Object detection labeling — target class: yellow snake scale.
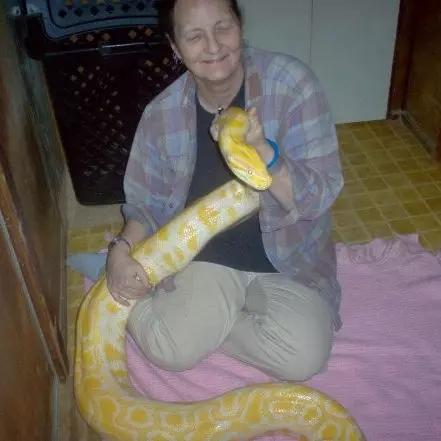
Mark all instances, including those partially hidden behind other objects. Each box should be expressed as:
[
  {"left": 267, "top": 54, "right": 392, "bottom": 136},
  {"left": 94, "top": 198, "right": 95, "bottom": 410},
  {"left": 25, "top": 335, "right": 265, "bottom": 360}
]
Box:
[{"left": 74, "top": 107, "right": 366, "bottom": 441}]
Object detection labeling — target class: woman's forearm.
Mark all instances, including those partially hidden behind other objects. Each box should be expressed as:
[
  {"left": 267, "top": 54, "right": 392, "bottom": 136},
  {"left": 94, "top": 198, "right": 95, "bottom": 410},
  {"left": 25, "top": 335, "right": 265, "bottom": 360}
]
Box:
[
  {"left": 266, "top": 158, "right": 295, "bottom": 213},
  {"left": 255, "top": 141, "right": 295, "bottom": 213},
  {"left": 111, "top": 219, "right": 148, "bottom": 254}
]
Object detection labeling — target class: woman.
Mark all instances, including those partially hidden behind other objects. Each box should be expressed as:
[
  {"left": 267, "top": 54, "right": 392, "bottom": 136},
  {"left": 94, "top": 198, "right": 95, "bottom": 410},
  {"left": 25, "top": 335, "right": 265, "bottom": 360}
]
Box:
[{"left": 106, "top": 0, "right": 344, "bottom": 381}]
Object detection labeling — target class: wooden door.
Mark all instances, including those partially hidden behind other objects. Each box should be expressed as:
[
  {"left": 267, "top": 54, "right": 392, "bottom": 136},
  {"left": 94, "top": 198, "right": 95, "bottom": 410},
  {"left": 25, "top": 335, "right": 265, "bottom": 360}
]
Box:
[
  {"left": 388, "top": 0, "right": 441, "bottom": 157},
  {"left": 0, "top": 219, "right": 55, "bottom": 441},
  {"left": 0, "top": 8, "right": 68, "bottom": 378},
  {"left": 405, "top": 0, "right": 441, "bottom": 145}
]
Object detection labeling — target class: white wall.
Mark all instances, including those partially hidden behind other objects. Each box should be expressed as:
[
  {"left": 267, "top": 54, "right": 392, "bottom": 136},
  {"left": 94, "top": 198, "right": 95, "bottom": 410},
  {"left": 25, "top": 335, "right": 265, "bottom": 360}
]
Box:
[
  {"left": 239, "top": 0, "right": 312, "bottom": 65},
  {"left": 239, "top": 0, "right": 400, "bottom": 124},
  {"left": 310, "top": 0, "right": 400, "bottom": 123}
]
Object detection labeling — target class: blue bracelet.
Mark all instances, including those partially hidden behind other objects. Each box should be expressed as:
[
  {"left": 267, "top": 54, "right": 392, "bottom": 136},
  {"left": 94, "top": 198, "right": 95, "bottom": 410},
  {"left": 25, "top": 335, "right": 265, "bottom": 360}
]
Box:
[{"left": 265, "top": 138, "right": 279, "bottom": 169}]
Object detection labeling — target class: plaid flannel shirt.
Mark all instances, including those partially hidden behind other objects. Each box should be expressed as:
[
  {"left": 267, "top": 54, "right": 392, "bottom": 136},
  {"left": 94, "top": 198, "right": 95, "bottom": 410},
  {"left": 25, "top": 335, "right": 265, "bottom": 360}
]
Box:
[{"left": 122, "top": 46, "right": 344, "bottom": 330}]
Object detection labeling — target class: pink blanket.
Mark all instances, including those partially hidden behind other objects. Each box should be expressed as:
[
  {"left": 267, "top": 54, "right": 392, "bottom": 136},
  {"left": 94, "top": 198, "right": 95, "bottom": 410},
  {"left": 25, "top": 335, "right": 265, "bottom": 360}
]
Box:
[{"left": 86, "top": 235, "right": 441, "bottom": 440}]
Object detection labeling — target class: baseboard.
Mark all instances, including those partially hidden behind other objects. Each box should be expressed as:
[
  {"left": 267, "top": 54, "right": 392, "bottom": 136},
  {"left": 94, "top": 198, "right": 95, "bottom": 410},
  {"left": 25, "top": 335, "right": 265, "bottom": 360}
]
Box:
[{"left": 399, "top": 111, "right": 437, "bottom": 154}]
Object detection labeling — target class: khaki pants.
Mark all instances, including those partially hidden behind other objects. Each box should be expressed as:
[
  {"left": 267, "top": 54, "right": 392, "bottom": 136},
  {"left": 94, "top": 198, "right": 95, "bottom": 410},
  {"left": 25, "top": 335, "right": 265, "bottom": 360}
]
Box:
[{"left": 127, "top": 261, "right": 334, "bottom": 381}]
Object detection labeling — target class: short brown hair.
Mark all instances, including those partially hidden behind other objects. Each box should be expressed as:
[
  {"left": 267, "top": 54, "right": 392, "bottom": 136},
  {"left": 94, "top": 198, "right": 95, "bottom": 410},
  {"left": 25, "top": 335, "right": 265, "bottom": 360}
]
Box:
[{"left": 157, "top": 0, "right": 243, "bottom": 42}]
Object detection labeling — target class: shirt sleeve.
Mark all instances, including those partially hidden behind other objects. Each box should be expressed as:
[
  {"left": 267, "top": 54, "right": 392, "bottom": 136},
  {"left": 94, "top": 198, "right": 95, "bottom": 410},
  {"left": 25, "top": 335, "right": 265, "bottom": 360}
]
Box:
[
  {"left": 121, "top": 112, "right": 170, "bottom": 238},
  {"left": 259, "top": 65, "right": 344, "bottom": 233}
]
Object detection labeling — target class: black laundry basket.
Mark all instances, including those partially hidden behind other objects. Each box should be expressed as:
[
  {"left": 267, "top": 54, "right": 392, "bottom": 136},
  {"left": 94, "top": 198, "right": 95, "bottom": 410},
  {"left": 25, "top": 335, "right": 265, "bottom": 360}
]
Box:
[{"left": 14, "top": 0, "right": 186, "bottom": 205}]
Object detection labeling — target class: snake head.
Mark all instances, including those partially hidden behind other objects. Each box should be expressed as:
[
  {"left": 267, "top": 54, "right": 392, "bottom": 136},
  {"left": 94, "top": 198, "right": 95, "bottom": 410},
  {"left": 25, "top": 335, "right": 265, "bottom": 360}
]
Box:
[{"left": 217, "top": 107, "right": 272, "bottom": 191}]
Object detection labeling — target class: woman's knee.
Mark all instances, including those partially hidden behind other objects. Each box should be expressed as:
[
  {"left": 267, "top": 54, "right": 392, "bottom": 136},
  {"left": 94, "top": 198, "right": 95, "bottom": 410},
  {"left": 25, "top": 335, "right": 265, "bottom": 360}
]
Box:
[
  {"left": 253, "top": 276, "right": 335, "bottom": 381},
  {"left": 140, "top": 337, "right": 203, "bottom": 372},
  {"left": 275, "top": 339, "right": 332, "bottom": 381},
  {"left": 272, "top": 311, "right": 334, "bottom": 381},
  {"left": 127, "top": 301, "right": 204, "bottom": 372},
  {"left": 128, "top": 320, "right": 205, "bottom": 372},
  {"left": 127, "top": 262, "right": 247, "bottom": 372}
]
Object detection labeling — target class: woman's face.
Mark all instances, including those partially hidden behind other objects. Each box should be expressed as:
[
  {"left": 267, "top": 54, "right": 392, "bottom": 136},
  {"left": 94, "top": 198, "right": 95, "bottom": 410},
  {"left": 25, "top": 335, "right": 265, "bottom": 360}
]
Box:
[{"left": 171, "top": 0, "right": 243, "bottom": 84}]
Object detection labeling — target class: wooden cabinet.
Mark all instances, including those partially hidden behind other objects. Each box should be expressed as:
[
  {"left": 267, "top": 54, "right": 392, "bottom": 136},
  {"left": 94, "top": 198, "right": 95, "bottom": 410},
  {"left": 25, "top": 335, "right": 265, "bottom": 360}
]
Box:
[
  {"left": 389, "top": 0, "right": 441, "bottom": 158},
  {"left": 404, "top": 0, "right": 441, "bottom": 150},
  {"left": 0, "top": 225, "right": 55, "bottom": 441},
  {"left": 0, "top": 4, "right": 68, "bottom": 440}
]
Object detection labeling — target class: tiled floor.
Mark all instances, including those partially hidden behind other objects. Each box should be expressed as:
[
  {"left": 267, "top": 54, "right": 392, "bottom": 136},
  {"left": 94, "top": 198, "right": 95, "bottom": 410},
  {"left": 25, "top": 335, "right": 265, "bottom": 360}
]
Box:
[
  {"left": 334, "top": 119, "right": 441, "bottom": 250},
  {"left": 60, "top": 118, "right": 441, "bottom": 440}
]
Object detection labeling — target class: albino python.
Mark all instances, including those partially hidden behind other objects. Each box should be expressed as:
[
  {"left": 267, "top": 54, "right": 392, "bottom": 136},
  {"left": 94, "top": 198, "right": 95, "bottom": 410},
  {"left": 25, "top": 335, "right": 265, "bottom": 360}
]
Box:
[{"left": 74, "top": 107, "right": 366, "bottom": 441}]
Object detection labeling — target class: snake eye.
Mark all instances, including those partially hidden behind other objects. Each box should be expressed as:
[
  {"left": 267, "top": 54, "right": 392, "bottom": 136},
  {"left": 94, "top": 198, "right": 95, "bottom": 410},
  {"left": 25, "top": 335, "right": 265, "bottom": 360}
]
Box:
[{"left": 247, "top": 169, "right": 253, "bottom": 175}]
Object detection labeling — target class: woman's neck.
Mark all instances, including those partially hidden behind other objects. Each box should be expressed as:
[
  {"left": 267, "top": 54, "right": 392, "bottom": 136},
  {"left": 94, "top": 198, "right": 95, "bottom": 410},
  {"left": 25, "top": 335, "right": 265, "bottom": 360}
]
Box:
[{"left": 195, "top": 65, "right": 245, "bottom": 114}]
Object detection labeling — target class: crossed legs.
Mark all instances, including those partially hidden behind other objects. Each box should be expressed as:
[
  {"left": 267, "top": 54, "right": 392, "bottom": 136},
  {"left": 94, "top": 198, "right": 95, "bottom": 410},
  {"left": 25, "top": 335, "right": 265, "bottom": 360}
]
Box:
[{"left": 127, "top": 261, "right": 334, "bottom": 381}]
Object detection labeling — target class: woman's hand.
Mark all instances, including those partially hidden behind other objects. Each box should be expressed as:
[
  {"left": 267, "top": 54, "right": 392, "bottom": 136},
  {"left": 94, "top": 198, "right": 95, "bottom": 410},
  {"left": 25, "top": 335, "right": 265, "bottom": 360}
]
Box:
[
  {"left": 106, "top": 245, "right": 151, "bottom": 306},
  {"left": 243, "top": 107, "right": 266, "bottom": 147},
  {"left": 244, "top": 107, "right": 275, "bottom": 164}
]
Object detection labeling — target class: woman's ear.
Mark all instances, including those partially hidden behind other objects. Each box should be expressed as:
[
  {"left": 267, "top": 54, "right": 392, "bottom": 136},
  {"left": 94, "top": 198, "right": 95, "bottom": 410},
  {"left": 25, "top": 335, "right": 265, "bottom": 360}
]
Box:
[
  {"left": 172, "top": 47, "right": 182, "bottom": 62},
  {"left": 166, "top": 34, "right": 182, "bottom": 61}
]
